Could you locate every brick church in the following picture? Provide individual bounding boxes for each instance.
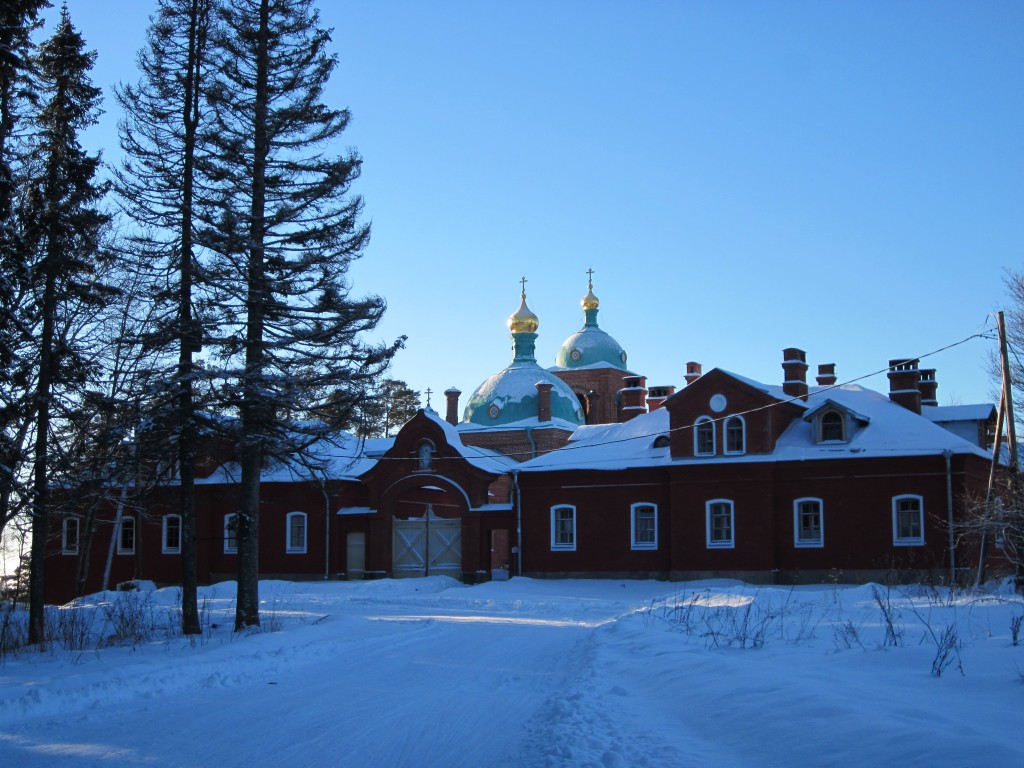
[45,276,1000,602]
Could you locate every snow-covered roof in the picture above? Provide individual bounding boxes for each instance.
[193,431,383,485]
[774,384,990,461]
[520,408,672,472]
[419,409,520,473]
[520,377,991,472]
[923,404,996,423]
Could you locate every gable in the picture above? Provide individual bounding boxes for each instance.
[358,410,506,509]
[665,369,805,458]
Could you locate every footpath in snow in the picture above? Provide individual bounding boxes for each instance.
[1,577,1022,767]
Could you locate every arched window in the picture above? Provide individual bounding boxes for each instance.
[287,512,307,553]
[224,513,238,554]
[695,417,715,456]
[117,516,136,555]
[551,505,576,551]
[892,495,924,545]
[793,498,824,547]
[706,499,735,548]
[162,514,182,554]
[724,416,745,455]
[820,410,845,442]
[630,503,657,550]
[62,517,79,555]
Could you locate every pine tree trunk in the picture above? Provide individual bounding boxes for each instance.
[177,0,206,637]
[233,0,271,632]
[28,266,57,644]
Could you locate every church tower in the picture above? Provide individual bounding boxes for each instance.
[550,271,647,424]
[457,279,584,458]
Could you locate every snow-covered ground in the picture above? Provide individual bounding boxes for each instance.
[1,577,1022,767]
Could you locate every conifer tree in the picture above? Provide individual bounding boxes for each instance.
[116,0,215,636]
[23,7,113,643]
[0,0,48,547]
[201,0,401,630]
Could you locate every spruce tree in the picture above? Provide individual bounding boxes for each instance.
[0,0,48,546]
[201,0,401,630]
[116,0,216,636]
[24,7,113,643]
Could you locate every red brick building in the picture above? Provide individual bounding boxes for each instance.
[43,281,998,602]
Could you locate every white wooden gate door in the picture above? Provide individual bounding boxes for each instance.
[392,505,461,578]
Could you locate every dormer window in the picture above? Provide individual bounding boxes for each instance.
[804,399,868,445]
[820,410,846,442]
[695,417,715,456]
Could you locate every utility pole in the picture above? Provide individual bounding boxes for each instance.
[978,311,1018,586]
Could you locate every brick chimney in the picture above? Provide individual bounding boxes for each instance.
[685,362,702,386]
[888,359,922,414]
[646,385,676,412]
[444,387,461,426]
[782,348,808,401]
[535,381,553,422]
[619,375,647,422]
[918,368,938,407]
[816,363,837,387]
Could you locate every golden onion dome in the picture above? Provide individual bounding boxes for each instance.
[507,292,539,334]
[581,285,600,310]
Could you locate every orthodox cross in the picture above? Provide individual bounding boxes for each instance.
[425,388,432,408]
[520,275,527,296]
[586,267,595,288]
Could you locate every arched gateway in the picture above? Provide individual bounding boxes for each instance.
[392,505,462,577]
[344,410,517,582]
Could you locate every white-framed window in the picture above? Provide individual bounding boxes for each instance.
[819,410,846,442]
[631,503,658,550]
[793,498,824,547]
[892,495,924,546]
[62,517,79,555]
[551,505,576,551]
[706,499,734,548]
[224,513,238,554]
[162,514,182,554]
[117,516,136,555]
[286,511,307,553]
[695,417,715,456]
[724,415,746,455]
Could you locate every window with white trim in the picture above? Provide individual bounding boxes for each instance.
[695,417,715,456]
[62,517,79,555]
[724,416,745,455]
[551,505,576,551]
[706,500,734,548]
[286,511,307,553]
[892,495,924,545]
[117,516,136,555]
[224,513,238,554]
[631,503,657,550]
[793,498,823,547]
[162,514,182,554]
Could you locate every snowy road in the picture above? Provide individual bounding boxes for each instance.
[2,578,1022,767]
[1,579,682,767]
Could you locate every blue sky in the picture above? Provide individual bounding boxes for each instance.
[48,0,1023,408]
